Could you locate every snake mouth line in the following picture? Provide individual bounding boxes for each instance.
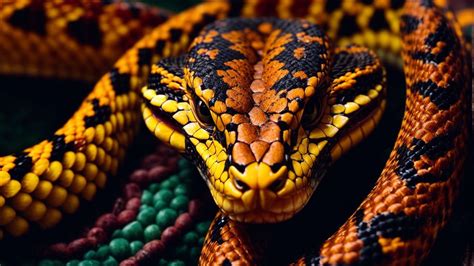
[209,182,313,223]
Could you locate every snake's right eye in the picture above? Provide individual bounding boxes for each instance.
[301,98,321,129]
[194,99,214,126]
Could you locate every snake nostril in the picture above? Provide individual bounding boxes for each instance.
[268,178,286,192]
[233,177,250,192]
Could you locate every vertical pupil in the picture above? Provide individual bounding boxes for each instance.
[199,101,208,115]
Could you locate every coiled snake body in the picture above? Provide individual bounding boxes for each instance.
[0,0,470,265]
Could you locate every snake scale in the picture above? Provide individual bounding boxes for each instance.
[0,0,471,265]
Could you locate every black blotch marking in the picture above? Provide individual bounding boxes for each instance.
[337,15,360,37]
[411,79,461,110]
[369,9,390,31]
[9,153,33,180]
[361,0,373,5]
[222,259,232,266]
[8,5,46,35]
[325,0,342,13]
[138,48,153,66]
[396,130,456,188]
[189,14,218,40]
[109,68,131,95]
[410,17,457,64]
[390,0,405,9]
[228,0,244,17]
[210,215,228,245]
[155,39,167,55]
[84,99,112,128]
[334,68,383,104]
[400,15,422,34]
[331,50,376,79]
[356,212,422,264]
[128,4,141,18]
[170,28,183,42]
[49,135,75,162]
[67,16,102,47]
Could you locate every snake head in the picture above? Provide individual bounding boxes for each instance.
[142,18,385,223]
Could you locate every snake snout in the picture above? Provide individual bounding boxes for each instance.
[229,163,288,192]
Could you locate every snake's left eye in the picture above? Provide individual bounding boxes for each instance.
[195,99,214,126]
[301,99,321,129]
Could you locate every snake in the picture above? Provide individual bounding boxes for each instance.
[0,0,471,265]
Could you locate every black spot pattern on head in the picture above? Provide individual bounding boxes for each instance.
[67,16,102,47]
[8,5,46,35]
[410,17,457,64]
[369,9,390,31]
[49,135,75,162]
[361,0,373,5]
[271,20,327,92]
[9,153,33,180]
[400,15,422,34]
[396,130,456,188]
[356,212,422,264]
[411,79,462,110]
[337,15,360,37]
[222,259,232,266]
[109,68,131,95]
[84,99,112,128]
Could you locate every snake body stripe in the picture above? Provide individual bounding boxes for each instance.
[0,0,470,265]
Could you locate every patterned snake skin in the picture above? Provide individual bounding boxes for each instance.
[0,0,471,265]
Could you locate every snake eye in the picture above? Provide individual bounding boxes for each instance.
[301,99,321,129]
[195,99,214,126]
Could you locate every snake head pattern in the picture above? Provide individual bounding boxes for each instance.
[142,18,386,223]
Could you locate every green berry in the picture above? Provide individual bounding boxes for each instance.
[137,207,157,226]
[190,247,201,260]
[154,200,168,210]
[183,231,199,245]
[178,159,191,169]
[160,178,178,190]
[102,257,118,266]
[83,250,96,260]
[170,195,189,211]
[95,245,110,260]
[149,183,161,193]
[173,245,188,257]
[174,184,189,195]
[66,260,80,266]
[78,260,100,266]
[111,229,122,238]
[122,221,143,240]
[141,190,153,206]
[144,224,162,242]
[156,208,178,227]
[196,221,211,234]
[130,240,144,254]
[153,189,174,203]
[168,260,186,266]
[109,238,131,260]
[38,260,62,266]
